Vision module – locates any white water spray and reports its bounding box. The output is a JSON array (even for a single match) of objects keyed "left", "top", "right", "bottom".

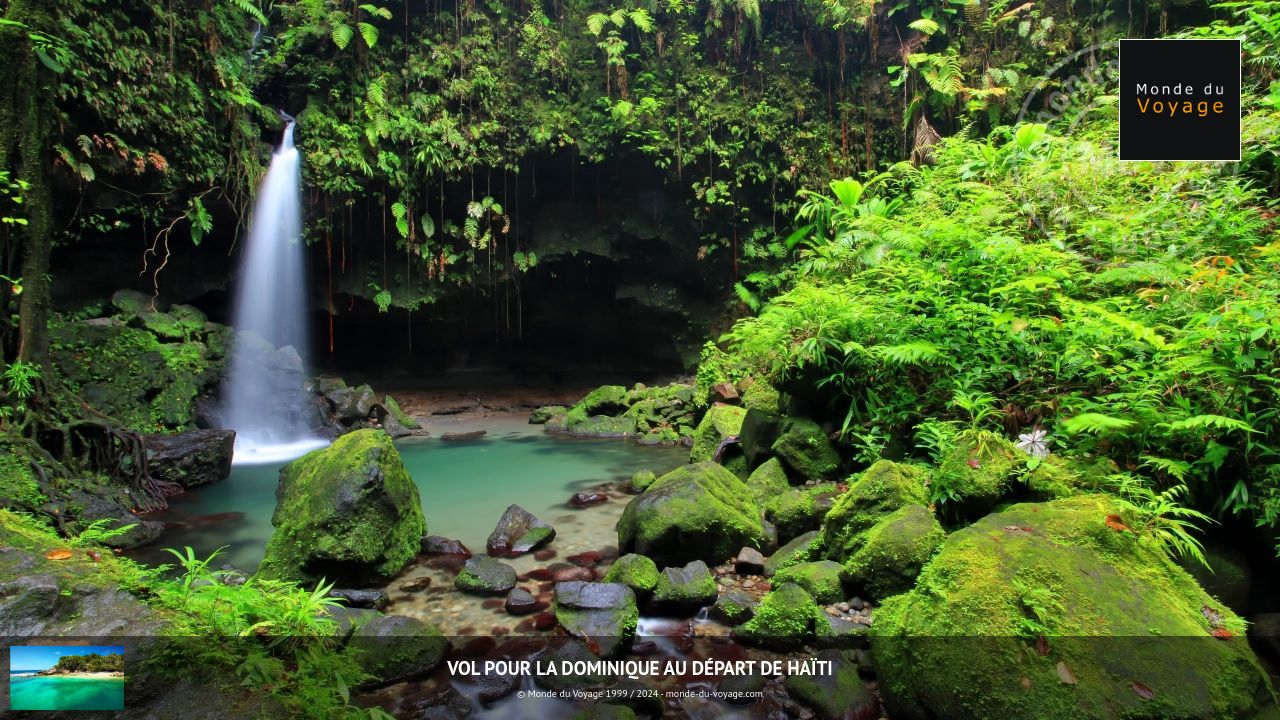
[{"left": 222, "top": 122, "right": 327, "bottom": 464}]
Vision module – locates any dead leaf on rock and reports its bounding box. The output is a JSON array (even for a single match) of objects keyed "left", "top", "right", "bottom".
[
  {"left": 1019, "top": 676, "right": 1032, "bottom": 689},
  {"left": 967, "top": 458, "right": 981, "bottom": 469},
  {"left": 1104, "top": 514, "right": 1129, "bottom": 532},
  {"left": 1210, "top": 628, "right": 1234, "bottom": 640},
  {"left": 44, "top": 549, "right": 72, "bottom": 561},
  {"left": 1131, "top": 681, "right": 1154, "bottom": 700},
  {"left": 1055, "top": 661, "right": 1077, "bottom": 685}
]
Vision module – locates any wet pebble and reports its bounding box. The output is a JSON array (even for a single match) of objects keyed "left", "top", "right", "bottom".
[
  {"left": 401, "top": 576, "right": 433, "bottom": 592},
  {"left": 569, "top": 492, "right": 609, "bottom": 507},
  {"left": 534, "top": 548, "right": 557, "bottom": 561},
  {"left": 567, "top": 551, "right": 604, "bottom": 567}
]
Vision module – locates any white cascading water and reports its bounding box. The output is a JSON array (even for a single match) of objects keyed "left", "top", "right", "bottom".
[{"left": 222, "top": 122, "right": 328, "bottom": 464}]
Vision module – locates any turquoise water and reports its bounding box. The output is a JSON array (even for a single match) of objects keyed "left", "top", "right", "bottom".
[
  {"left": 9, "top": 675, "right": 125, "bottom": 711},
  {"left": 137, "top": 415, "right": 686, "bottom": 571}
]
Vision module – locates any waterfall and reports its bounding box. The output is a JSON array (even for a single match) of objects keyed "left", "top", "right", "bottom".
[{"left": 221, "top": 122, "right": 327, "bottom": 464}]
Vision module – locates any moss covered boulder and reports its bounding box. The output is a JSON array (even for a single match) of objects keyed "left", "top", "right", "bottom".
[
  {"left": 629, "top": 470, "right": 657, "bottom": 492},
  {"left": 602, "top": 554, "right": 659, "bottom": 597},
  {"left": 765, "top": 530, "right": 820, "bottom": 577},
  {"left": 821, "top": 460, "right": 928, "bottom": 564},
  {"left": 651, "top": 560, "right": 718, "bottom": 614},
  {"left": 617, "top": 461, "right": 765, "bottom": 567},
  {"left": 785, "top": 649, "right": 878, "bottom": 720},
  {"left": 766, "top": 483, "right": 841, "bottom": 542},
  {"left": 843, "top": 504, "right": 944, "bottom": 599},
  {"left": 344, "top": 614, "right": 447, "bottom": 687},
  {"left": 455, "top": 554, "right": 518, "bottom": 594},
  {"left": 871, "top": 495, "right": 1278, "bottom": 720},
  {"left": 382, "top": 394, "right": 421, "bottom": 430},
  {"left": 529, "top": 405, "right": 568, "bottom": 424},
  {"left": 258, "top": 430, "right": 426, "bottom": 584},
  {"left": 772, "top": 560, "right": 849, "bottom": 605},
  {"left": 689, "top": 404, "right": 747, "bottom": 463},
  {"left": 554, "top": 581, "right": 639, "bottom": 658},
  {"left": 737, "top": 582, "right": 820, "bottom": 649},
  {"left": 933, "top": 430, "right": 1023, "bottom": 513},
  {"left": 745, "top": 457, "right": 791, "bottom": 501},
  {"left": 771, "top": 417, "right": 840, "bottom": 482}
]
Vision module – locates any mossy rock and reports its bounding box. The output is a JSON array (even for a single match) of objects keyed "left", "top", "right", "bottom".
[
  {"left": 566, "top": 415, "right": 638, "bottom": 438},
  {"left": 602, "top": 554, "right": 660, "bottom": 596},
  {"left": 629, "top": 470, "right": 657, "bottom": 492},
  {"left": 136, "top": 310, "right": 186, "bottom": 340},
  {"left": 651, "top": 560, "right": 718, "bottom": 613},
  {"left": 455, "top": 554, "right": 517, "bottom": 594},
  {"left": 766, "top": 483, "right": 841, "bottom": 542},
  {"left": 843, "top": 504, "right": 944, "bottom": 600},
  {"left": 168, "top": 304, "right": 207, "bottom": 335},
  {"left": 745, "top": 457, "right": 791, "bottom": 502},
  {"left": 689, "top": 404, "right": 747, "bottom": 463},
  {"left": 554, "top": 581, "right": 639, "bottom": 659},
  {"left": 258, "top": 430, "right": 426, "bottom": 584},
  {"left": 784, "top": 649, "right": 877, "bottom": 720},
  {"left": 712, "top": 589, "right": 758, "bottom": 625},
  {"left": 739, "top": 377, "right": 781, "bottom": 413},
  {"left": 934, "top": 430, "right": 1022, "bottom": 513},
  {"left": 737, "top": 582, "right": 820, "bottom": 650},
  {"left": 1023, "top": 454, "right": 1118, "bottom": 501},
  {"left": 740, "top": 410, "right": 783, "bottom": 470},
  {"left": 110, "top": 288, "right": 154, "bottom": 315},
  {"left": 617, "top": 461, "right": 765, "bottom": 567},
  {"left": 382, "top": 394, "right": 420, "bottom": 430},
  {"left": 344, "top": 614, "right": 447, "bottom": 687},
  {"left": 821, "top": 460, "right": 928, "bottom": 564},
  {"left": 571, "top": 385, "right": 630, "bottom": 417},
  {"left": 771, "top": 417, "right": 840, "bottom": 482},
  {"left": 0, "top": 441, "right": 46, "bottom": 513},
  {"left": 765, "top": 530, "right": 821, "bottom": 577},
  {"left": 529, "top": 405, "right": 568, "bottom": 424},
  {"left": 773, "top": 560, "right": 849, "bottom": 605},
  {"left": 871, "top": 495, "right": 1278, "bottom": 720}
]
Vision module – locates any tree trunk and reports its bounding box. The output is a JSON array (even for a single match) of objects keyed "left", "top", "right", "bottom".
[{"left": 0, "top": 0, "right": 56, "bottom": 367}]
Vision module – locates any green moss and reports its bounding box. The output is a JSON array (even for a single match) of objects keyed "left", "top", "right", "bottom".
[
  {"left": 766, "top": 483, "right": 840, "bottom": 540},
  {"left": 0, "top": 442, "right": 46, "bottom": 512},
  {"left": 689, "top": 404, "right": 747, "bottom": 463},
  {"left": 630, "top": 470, "right": 657, "bottom": 492},
  {"left": 765, "top": 530, "right": 821, "bottom": 576},
  {"left": 746, "top": 457, "right": 791, "bottom": 501},
  {"left": 528, "top": 405, "right": 568, "bottom": 424},
  {"left": 771, "top": 417, "right": 840, "bottom": 482},
  {"left": 617, "top": 461, "right": 765, "bottom": 566},
  {"left": 572, "top": 703, "right": 637, "bottom": 720},
  {"left": 382, "top": 394, "right": 421, "bottom": 429},
  {"left": 343, "top": 615, "right": 447, "bottom": 686},
  {"left": 602, "top": 553, "right": 660, "bottom": 594},
  {"left": 739, "top": 376, "right": 781, "bottom": 412},
  {"left": 870, "top": 495, "right": 1275, "bottom": 720},
  {"left": 821, "top": 460, "right": 929, "bottom": 563},
  {"left": 784, "top": 651, "right": 874, "bottom": 720},
  {"left": 652, "top": 560, "right": 718, "bottom": 607},
  {"left": 933, "top": 430, "right": 1022, "bottom": 512},
  {"left": 258, "top": 430, "right": 426, "bottom": 583},
  {"left": 843, "top": 504, "right": 944, "bottom": 599},
  {"left": 739, "top": 582, "right": 820, "bottom": 649},
  {"left": 773, "top": 560, "right": 848, "bottom": 604}
]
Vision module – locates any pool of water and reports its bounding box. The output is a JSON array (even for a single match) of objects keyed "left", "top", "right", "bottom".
[{"left": 136, "top": 413, "right": 687, "bottom": 572}]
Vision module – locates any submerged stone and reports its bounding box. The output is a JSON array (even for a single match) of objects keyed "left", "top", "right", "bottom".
[{"left": 455, "top": 555, "right": 518, "bottom": 594}]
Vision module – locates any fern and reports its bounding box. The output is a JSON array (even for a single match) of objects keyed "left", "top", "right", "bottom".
[
  {"left": 330, "top": 24, "right": 354, "bottom": 50},
  {"left": 1059, "top": 413, "right": 1136, "bottom": 435},
  {"left": 357, "top": 22, "right": 379, "bottom": 48},
  {"left": 227, "top": 0, "right": 268, "bottom": 25}
]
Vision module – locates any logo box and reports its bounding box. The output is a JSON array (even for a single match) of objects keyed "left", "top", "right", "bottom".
[{"left": 1119, "top": 38, "right": 1241, "bottom": 161}]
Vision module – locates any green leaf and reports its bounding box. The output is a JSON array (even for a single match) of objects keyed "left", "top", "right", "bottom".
[
  {"left": 357, "top": 22, "right": 379, "bottom": 48},
  {"left": 1160, "top": 415, "right": 1256, "bottom": 434},
  {"left": 1058, "top": 413, "right": 1136, "bottom": 435},
  {"left": 331, "top": 24, "right": 354, "bottom": 50},
  {"left": 35, "top": 49, "right": 65, "bottom": 74}
]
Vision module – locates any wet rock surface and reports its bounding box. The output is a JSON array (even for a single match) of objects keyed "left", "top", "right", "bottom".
[{"left": 487, "top": 504, "right": 556, "bottom": 556}]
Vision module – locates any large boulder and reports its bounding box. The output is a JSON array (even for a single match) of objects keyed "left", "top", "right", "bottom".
[
  {"left": 258, "top": 430, "right": 426, "bottom": 584},
  {"left": 455, "top": 555, "right": 517, "bottom": 594},
  {"left": 737, "top": 582, "right": 820, "bottom": 649},
  {"left": 689, "top": 404, "right": 747, "bottom": 463},
  {"left": 933, "top": 430, "right": 1023, "bottom": 514},
  {"left": 765, "top": 530, "right": 820, "bottom": 577},
  {"left": 327, "top": 384, "right": 378, "bottom": 422},
  {"left": 651, "top": 560, "right": 718, "bottom": 614},
  {"left": 821, "top": 460, "right": 928, "bottom": 563},
  {"left": 745, "top": 457, "right": 791, "bottom": 502},
  {"left": 772, "top": 560, "right": 849, "bottom": 605},
  {"left": 842, "top": 504, "right": 944, "bottom": 599},
  {"left": 344, "top": 614, "right": 447, "bottom": 687},
  {"left": 617, "top": 461, "right": 765, "bottom": 567},
  {"left": 143, "top": 429, "right": 235, "bottom": 489},
  {"left": 765, "top": 483, "right": 841, "bottom": 542},
  {"left": 553, "top": 581, "right": 638, "bottom": 658},
  {"left": 486, "top": 504, "right": 556, "bottom": 556},
  {"left": 871, "top": 495, "right": 1278, "bottom": 720}
]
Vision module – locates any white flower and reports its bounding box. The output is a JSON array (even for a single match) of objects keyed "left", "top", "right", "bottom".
[{"left": 1015, "top": 428, "right": 1050, "bottom": 458}]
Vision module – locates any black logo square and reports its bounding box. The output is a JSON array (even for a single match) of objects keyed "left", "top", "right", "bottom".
[{"left": 1119, "top": 39, "right": 1241, "bottom": 161}]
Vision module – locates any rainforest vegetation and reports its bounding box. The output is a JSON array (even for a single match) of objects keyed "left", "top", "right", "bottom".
[{"left": 2, "top": 0, "right": 1280, "bottom": 717}]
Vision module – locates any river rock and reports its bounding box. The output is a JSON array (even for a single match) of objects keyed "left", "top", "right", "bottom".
[
  {"left": 689, "top": 404, "right": 747, "bottom": 463},
  {"left": 765, "top": 530, "right": 819, "bottom": 576},
  {"left": 529, "top": 405, "right": 567, "bottom": 424},
  {"left": 712, "top": 589, "right": 758, "bottom": 625},
  {"left": 143, "top": 429, "right": 235, "bottom": 489},
  {"left": 64, "top": 489, "right": 164, "bottom": 549},
  {"left": 441, "top": 430, "right": 487, "bottom": 442},
  {"left": 785, "top": 649, "right": 877, "bottom": 720},
  {"left": 617, "top": 461, "right": 765, "bottom": 567},
  {"left": 326, "top": 588, "right": 389, "bottom": 610},
  {"left": 770, "top": 417, "right": 840, "bottom": 483},
  {"left": 651, "top": 560, "right": 718, "bottom": 615},
  {"left": 258, "top": 430, "right": 426, "bottom": 584},
  {"left": 553, "top": 581, "right": 638, "bottom": 658},
  {"left": 420, "top": 535, "right": 471, "bottom": 557},
  {"left": 487, "top": 504, "right": 556, "bottom": 556},
  {"left": 871, "top": 495, "right": 1277, "bottom": 720},
  {"left": 772, "top": 560, "right": 849, "bottom": 605},
  {"left": 737, "top": 582, "right": 820, "bottom": 650},
  {"left": 344, "top": 614, "right": 448, "bottom": 687},
  {"left": 842, "top": 504, "right": 944, "bottom": 599},
  {"left": 735, "top": 547, "right": 766, "bottom": 575},
  {"left": 822, "top": 460, "right": 928, "bottom": 564},
  {"left": 534, "top": 640, "right": 613, "bottom": 691},
  {"left": 569, "top": 492, "right": 608, "bottom": 507},
  {"left": 455, "top": 555, "right": 517, "bottom": 594},
  {"left": 327, "top": 384, "right": 378, "bottom": 422},
  {"left": 505, "top": 587, "right": 539, "bottom": 615},
  {"left": 601, "top": 554, "right": 660, "bottom": 597}
]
